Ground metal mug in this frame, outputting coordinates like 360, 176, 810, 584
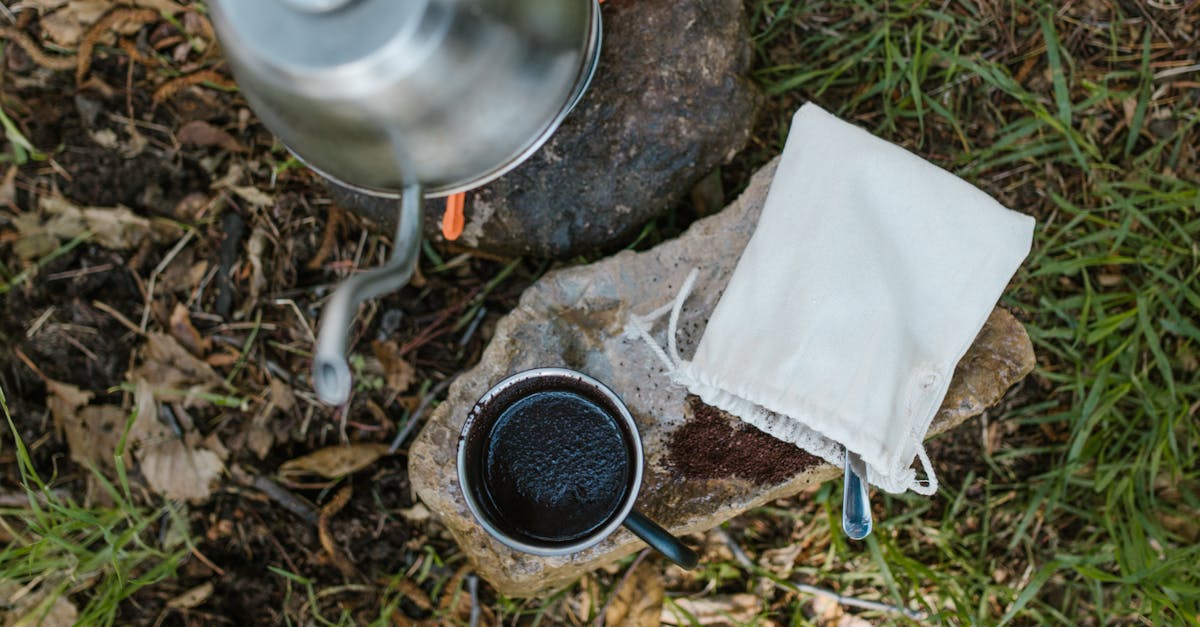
457, 368, 699, 569
208, 0, 602, 404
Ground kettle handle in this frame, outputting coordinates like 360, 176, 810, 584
313, 183, 424, 405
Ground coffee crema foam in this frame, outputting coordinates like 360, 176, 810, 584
482, 390, 631, 542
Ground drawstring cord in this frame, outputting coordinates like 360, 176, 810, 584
624, 267, 700, 378
625, 266, 938, 496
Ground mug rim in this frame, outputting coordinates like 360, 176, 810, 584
457, 367, 644, 556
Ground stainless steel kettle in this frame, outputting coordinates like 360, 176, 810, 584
209, 0, 602, 404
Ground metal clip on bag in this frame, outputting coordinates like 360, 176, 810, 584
628, 104, 1035, 495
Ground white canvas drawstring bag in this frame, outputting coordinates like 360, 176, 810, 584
628, 104, 1035, 495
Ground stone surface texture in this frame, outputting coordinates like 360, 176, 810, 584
407, 160, 1037, 597
334, 0, 761, 258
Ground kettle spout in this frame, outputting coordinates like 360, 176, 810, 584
312, 183, 424, 405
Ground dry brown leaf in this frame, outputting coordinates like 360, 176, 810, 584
172, 192, 212, 221
88, 128, 120, 149
203, 431, 229, 461
758, 543, 803, 578
397, 503, 431, 523
81, 206, 166, 249
834, 614, 873, 627
605, 559, 665, 627
187, 260, 209, 288
42, 378, 152, 505
243, 381, 292, 460
39, 194, 81, 219
43, 379, 127, 475
270, 377, 296, 412
245, 420, 273, 459
19, 0, 71, 10
132, 0, 185, 13
6, 592, 79, 627
811, 594, 845, 625
1155, 475, 1200, 543
204, 351, 239, 368
0, 166, 17, 208
231, 186, 274, 208
40, 0, 111, 46
11, 212, 70, 260
137, 332, 223, 392
279, 443, 390, 481
166, 581, 214, 610
43, 378, 93, 419
208, 163, 244, 190
132, 376, 222, 502
244, 226, 268, 302
661, 593, 762, 626
169, 303, 211, 357
138, 435, 224, 502
124, 334, 227, 502
811, 595, 873, 627
30, 196, 181, 252
63, 405, 126, 473
371, 340, 417, 393
567, 575, 602, 625
177, 120, 246, 153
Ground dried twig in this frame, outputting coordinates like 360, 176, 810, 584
716, 528, 926, 620
388, 374, 459, 454
118, 38, 158, 68
92, 300, 145, 336
592, 549, 651, 626
467, 574, 480, 627
0, 26, 76, 71
153, 69, 236, 103
189, 545, 226, 577
397, 286, 483, 356
387, 577, 434, 612
318, 485, 357, 578
12, 347, 47, 382
245, 473, 318, 526
306, 207, 344, 270
247, 508, 301, 574
782, 580, 926, 620
0, 489, 71, 507
457, 306, 488, 347
139, 229, 196, 331
437, 565, 472, 616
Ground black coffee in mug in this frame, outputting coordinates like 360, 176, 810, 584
459, 368, 699, 568
482, 390, 631, 542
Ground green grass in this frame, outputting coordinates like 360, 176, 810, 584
0, 387, 186, 626
0, 104, 45, 165
729, 0, 1200, 623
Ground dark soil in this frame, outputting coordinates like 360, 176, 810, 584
0, 6, 540, 623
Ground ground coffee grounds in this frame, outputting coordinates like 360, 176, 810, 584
666, 396, 820, 485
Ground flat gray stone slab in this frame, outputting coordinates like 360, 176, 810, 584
408, 159, 1036, 597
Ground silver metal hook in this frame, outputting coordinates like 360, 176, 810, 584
312, 183, 424, 405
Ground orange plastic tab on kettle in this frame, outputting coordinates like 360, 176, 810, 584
443, 192, 465, 241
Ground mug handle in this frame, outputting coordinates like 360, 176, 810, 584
623, 510, 699, 569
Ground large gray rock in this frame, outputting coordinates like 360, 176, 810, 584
335, 0, 761, 258
407, 159, 1036, 597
